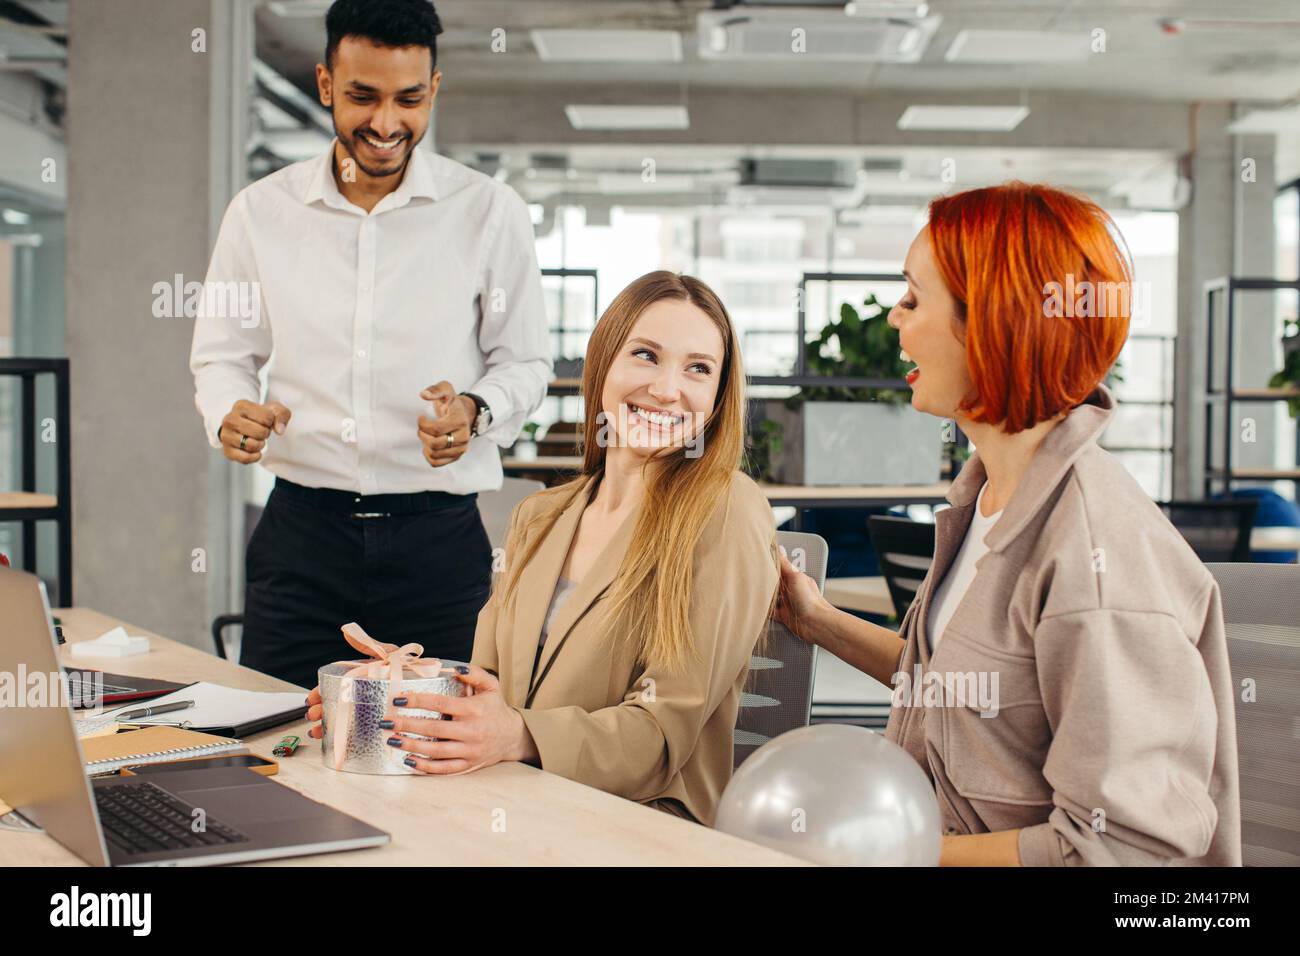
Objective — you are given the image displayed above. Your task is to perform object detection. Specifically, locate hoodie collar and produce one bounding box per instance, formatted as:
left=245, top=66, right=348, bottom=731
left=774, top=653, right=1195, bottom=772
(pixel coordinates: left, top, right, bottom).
left=949, top=383, right=1116, bottom=554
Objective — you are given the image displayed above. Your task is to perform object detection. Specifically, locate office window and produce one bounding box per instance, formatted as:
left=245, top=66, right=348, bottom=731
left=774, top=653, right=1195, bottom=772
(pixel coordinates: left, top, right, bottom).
left=1278, top=184, right=1299, bottom=282
left=1103, top=211, right=1179, bottom=500
left=0, top=210, right=66, bottom=578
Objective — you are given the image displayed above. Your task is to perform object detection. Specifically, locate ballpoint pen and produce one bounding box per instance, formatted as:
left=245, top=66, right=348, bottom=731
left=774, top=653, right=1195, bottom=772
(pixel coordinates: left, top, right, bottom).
left=113, top=699, right=196, bottom=722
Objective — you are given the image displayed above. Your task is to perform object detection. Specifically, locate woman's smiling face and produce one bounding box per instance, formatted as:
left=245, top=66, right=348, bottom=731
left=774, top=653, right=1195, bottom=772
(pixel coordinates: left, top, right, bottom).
left=599, top=298, right=724, bottom=458
left=890, top=226, right=976, bottom=421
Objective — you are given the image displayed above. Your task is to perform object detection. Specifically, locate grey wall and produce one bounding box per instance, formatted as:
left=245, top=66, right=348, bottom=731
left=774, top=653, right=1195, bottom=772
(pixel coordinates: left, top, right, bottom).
left=65, top=0, right=248, bottom=646
left=1174, top=105, right=1280, bottom=498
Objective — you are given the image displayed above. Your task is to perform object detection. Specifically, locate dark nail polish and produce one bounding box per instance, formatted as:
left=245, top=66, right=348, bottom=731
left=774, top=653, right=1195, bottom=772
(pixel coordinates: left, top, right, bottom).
left=378, top=719, right=394, bottom=729
left=403, top=756, right=417, bottom=768
left=392, top=697, right=408, bottom=706
left=455, top=665, right=469, bottom=675
left=386, top=736, right=404, bottom=748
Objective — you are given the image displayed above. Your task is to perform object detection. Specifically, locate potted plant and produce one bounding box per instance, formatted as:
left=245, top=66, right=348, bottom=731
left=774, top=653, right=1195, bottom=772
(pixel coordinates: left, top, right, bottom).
left=512, top=421, right=541, bottom=462
left=1269, top=317, right=1300, bottom=418
left=763, top=294, right=943, bottom=486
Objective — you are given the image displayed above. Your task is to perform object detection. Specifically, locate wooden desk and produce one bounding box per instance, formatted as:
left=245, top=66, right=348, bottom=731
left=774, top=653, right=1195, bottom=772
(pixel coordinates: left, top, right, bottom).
left=758, top=482, right=950, bottom=508
left=825, top=576, right=895, bottom=617
left=502, top=455, right=582, bottom=472
left=1252, top=526, right=1300, bottom=554
left=0, top=609, right=805, bottom=867
left=495, top=472, right=953, bottom=508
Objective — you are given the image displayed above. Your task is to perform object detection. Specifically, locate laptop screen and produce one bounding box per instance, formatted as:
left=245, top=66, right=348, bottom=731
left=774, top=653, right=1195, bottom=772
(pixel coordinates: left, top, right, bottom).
left=0, top=565, right=110, bottom=866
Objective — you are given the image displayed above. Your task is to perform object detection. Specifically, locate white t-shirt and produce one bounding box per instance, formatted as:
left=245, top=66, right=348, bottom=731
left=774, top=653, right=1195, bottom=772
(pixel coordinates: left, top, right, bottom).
left=927, top=483, right=1003, bottom=653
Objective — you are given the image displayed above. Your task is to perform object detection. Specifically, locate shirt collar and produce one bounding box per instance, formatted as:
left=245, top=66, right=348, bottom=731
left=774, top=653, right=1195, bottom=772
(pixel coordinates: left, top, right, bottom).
left=948, top=383, right=1116, bottom=553
left=302, top=139, right=440, bottom=213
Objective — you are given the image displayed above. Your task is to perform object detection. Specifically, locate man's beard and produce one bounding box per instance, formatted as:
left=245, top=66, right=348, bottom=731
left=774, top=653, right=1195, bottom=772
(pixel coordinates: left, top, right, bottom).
left=331, top=110, right=418, bottom=179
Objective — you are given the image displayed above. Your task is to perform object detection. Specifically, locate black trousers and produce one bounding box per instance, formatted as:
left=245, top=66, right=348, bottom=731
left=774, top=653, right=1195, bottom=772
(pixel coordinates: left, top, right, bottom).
left=240, top=478, right=492, bottom=690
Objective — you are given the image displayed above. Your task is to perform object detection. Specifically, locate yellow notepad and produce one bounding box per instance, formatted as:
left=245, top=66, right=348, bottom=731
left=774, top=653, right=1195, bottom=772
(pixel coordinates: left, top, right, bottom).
left=80, top=726, right=246, bottom=775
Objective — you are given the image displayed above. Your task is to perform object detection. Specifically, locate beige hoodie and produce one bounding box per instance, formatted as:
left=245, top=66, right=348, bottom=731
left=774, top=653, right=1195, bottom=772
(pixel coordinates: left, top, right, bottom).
left=885, top=385, right=1242, bottom=866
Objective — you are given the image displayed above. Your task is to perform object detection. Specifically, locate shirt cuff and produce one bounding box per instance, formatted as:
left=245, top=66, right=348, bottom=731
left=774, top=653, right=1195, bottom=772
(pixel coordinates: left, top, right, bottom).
left=202, top=402, right=232, bottom=449
left=1018, top=821, right=1069, bottom=867
left=467, top=381, right=511, bottom=442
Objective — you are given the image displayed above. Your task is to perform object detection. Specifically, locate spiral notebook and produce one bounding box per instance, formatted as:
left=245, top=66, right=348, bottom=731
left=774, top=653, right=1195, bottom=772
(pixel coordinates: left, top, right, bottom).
left=80, top=726, right=247, bottom=775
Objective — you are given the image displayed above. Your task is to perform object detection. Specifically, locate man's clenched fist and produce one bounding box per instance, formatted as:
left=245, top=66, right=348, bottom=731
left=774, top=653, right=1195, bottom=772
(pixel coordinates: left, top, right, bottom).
left=418, top=381, right=476, bottom=469
left=219, top=400, right=292, bottom=463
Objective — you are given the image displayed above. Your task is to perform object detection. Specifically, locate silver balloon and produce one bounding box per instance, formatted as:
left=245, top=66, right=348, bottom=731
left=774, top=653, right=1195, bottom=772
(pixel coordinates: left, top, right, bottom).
left=716, top=724, right=941, bottom=866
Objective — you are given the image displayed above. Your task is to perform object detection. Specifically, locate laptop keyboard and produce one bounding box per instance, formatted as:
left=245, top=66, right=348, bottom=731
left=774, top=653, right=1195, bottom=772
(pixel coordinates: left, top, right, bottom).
left=95, top=781, right=249, bottom=856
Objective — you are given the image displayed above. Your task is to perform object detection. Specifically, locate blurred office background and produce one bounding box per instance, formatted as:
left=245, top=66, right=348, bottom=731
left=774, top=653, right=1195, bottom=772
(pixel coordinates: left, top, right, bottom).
left=2, top=2, right=1299, bottom=714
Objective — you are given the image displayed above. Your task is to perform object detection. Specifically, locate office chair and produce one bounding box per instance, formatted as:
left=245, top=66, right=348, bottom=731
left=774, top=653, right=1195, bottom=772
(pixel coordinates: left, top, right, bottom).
left=867, top=515, right=937, bottom=619
left=733, top=530, right=828, bottom=769
left=210, top=501, right=266, bottom=659
left=1206, top=562, right=1300, bottom=867
left=477, top=476, right=545, bottom=551
left=1159, top=499, right=1258, bottom=563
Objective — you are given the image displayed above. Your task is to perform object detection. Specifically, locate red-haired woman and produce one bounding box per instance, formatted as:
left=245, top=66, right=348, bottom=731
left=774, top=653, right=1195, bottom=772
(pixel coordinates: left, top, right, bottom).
left=778, top=182, right=1241, bottom=866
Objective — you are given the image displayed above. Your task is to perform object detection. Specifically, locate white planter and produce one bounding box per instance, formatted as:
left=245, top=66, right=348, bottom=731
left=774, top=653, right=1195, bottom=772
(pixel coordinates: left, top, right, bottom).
left=765, top=400, right=942, bottom=486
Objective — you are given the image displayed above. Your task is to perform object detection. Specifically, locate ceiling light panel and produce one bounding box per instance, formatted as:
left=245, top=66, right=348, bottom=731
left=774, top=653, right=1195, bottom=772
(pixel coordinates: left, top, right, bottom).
left=897, top=105, right=1029, bottom=131
left=944, top=29, right=1094, bottom=64
left=565, top=105, right=690, bottom=131
left=532, top=30, right=683, bottom=63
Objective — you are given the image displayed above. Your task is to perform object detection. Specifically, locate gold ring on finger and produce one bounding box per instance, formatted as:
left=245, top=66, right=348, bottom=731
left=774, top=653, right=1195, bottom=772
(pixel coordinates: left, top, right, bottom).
left=239, top=434, right=248, bottom=451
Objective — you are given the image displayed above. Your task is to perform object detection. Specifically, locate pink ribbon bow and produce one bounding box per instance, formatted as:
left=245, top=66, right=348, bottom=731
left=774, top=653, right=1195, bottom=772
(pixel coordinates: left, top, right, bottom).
left=330, top=622, right=449, bottom=772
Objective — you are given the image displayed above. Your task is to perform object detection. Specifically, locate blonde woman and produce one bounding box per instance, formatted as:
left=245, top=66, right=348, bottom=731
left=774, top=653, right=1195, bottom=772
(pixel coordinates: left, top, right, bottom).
left=307, top=271, right=779, bottom=824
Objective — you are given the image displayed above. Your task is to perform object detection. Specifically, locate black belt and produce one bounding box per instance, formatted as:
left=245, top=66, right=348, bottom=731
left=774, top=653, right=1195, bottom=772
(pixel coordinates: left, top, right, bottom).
left=272, top=477, right=475, bottom=517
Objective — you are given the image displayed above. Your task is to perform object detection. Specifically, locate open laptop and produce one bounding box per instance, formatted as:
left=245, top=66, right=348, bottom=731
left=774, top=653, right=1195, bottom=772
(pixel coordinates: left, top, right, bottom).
left=0, top=565, right=390, bottom=866
left=64, top=669, right=188, bottom=708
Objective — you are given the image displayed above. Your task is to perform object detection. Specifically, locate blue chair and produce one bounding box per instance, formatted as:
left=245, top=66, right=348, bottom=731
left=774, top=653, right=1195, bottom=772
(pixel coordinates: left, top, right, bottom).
left=1213, top=489, right=1300, bottom=563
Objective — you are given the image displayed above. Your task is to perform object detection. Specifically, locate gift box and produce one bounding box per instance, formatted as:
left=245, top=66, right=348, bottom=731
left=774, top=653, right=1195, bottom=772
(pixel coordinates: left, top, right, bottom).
left=319, top=622, right=469, bottom=775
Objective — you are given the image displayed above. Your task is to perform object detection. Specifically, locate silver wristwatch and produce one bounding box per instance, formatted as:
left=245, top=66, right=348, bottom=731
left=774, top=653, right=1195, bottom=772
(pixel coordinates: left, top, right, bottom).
left=462, top=392, right=492, bottom=437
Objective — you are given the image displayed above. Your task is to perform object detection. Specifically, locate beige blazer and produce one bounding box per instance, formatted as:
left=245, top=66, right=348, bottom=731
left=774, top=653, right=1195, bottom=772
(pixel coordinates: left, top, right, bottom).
left=886, top=385, right=1241, bottom=866
left=472, top=470, right=779, bottom=825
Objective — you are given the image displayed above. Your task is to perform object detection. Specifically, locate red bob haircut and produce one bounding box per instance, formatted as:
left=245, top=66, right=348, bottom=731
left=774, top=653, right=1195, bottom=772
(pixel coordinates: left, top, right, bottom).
left=926, top=182, right=1133, bottom=434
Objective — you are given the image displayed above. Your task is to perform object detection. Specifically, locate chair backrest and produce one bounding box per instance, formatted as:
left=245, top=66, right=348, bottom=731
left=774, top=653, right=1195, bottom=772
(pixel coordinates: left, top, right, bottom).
left=477, top=477, right=545, bottom=551
left=1205, top=562, right=1300, bottom=867
left=1159, top=499, right=1259, bottom=563
left=867, top=515, right=936, bottom=619
left=243, top=502, right=265, bottom=552
left=733, top=530, right=828, bottom=769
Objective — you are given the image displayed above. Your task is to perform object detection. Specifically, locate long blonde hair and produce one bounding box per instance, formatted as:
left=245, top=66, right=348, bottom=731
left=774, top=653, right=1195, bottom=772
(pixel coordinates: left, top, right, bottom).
left=499, top=270, right=750, bottom=671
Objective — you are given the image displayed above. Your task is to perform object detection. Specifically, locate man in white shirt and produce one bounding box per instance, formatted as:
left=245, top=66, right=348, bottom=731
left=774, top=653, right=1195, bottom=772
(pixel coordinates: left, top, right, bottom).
left=189, top=0, right=551, bottom=688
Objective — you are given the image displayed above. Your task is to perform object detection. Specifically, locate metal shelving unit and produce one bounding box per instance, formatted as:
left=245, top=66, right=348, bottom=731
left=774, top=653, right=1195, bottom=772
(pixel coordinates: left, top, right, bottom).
left=0, top=358, right=72, bottom=605
left=1202, top=276, right=1300, bottom=498
left=541, top=267, right=598, bottom=368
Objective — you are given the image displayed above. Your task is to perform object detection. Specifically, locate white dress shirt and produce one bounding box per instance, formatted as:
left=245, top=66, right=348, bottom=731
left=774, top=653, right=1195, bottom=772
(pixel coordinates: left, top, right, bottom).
left=927, top=483, right=1003, bottom=652
left=189, top=142, right=552, bottom=496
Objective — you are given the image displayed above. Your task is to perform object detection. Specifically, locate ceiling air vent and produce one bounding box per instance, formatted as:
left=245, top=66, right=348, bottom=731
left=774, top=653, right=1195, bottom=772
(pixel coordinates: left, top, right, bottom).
left=698, top=7, right=940, bottom=62
left=731, top=158, right=867, bottom=208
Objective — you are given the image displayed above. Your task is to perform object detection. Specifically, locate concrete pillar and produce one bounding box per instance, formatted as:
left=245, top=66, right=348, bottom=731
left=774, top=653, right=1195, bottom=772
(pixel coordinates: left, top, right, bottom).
left=1174, top=104, right=1278, bottom=498
left=65, top=0, right=251, bottom=646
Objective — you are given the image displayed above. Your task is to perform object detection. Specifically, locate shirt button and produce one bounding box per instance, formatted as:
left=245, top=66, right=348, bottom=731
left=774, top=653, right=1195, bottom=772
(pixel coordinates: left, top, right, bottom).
left=357, top=349, right=366, bottom=358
